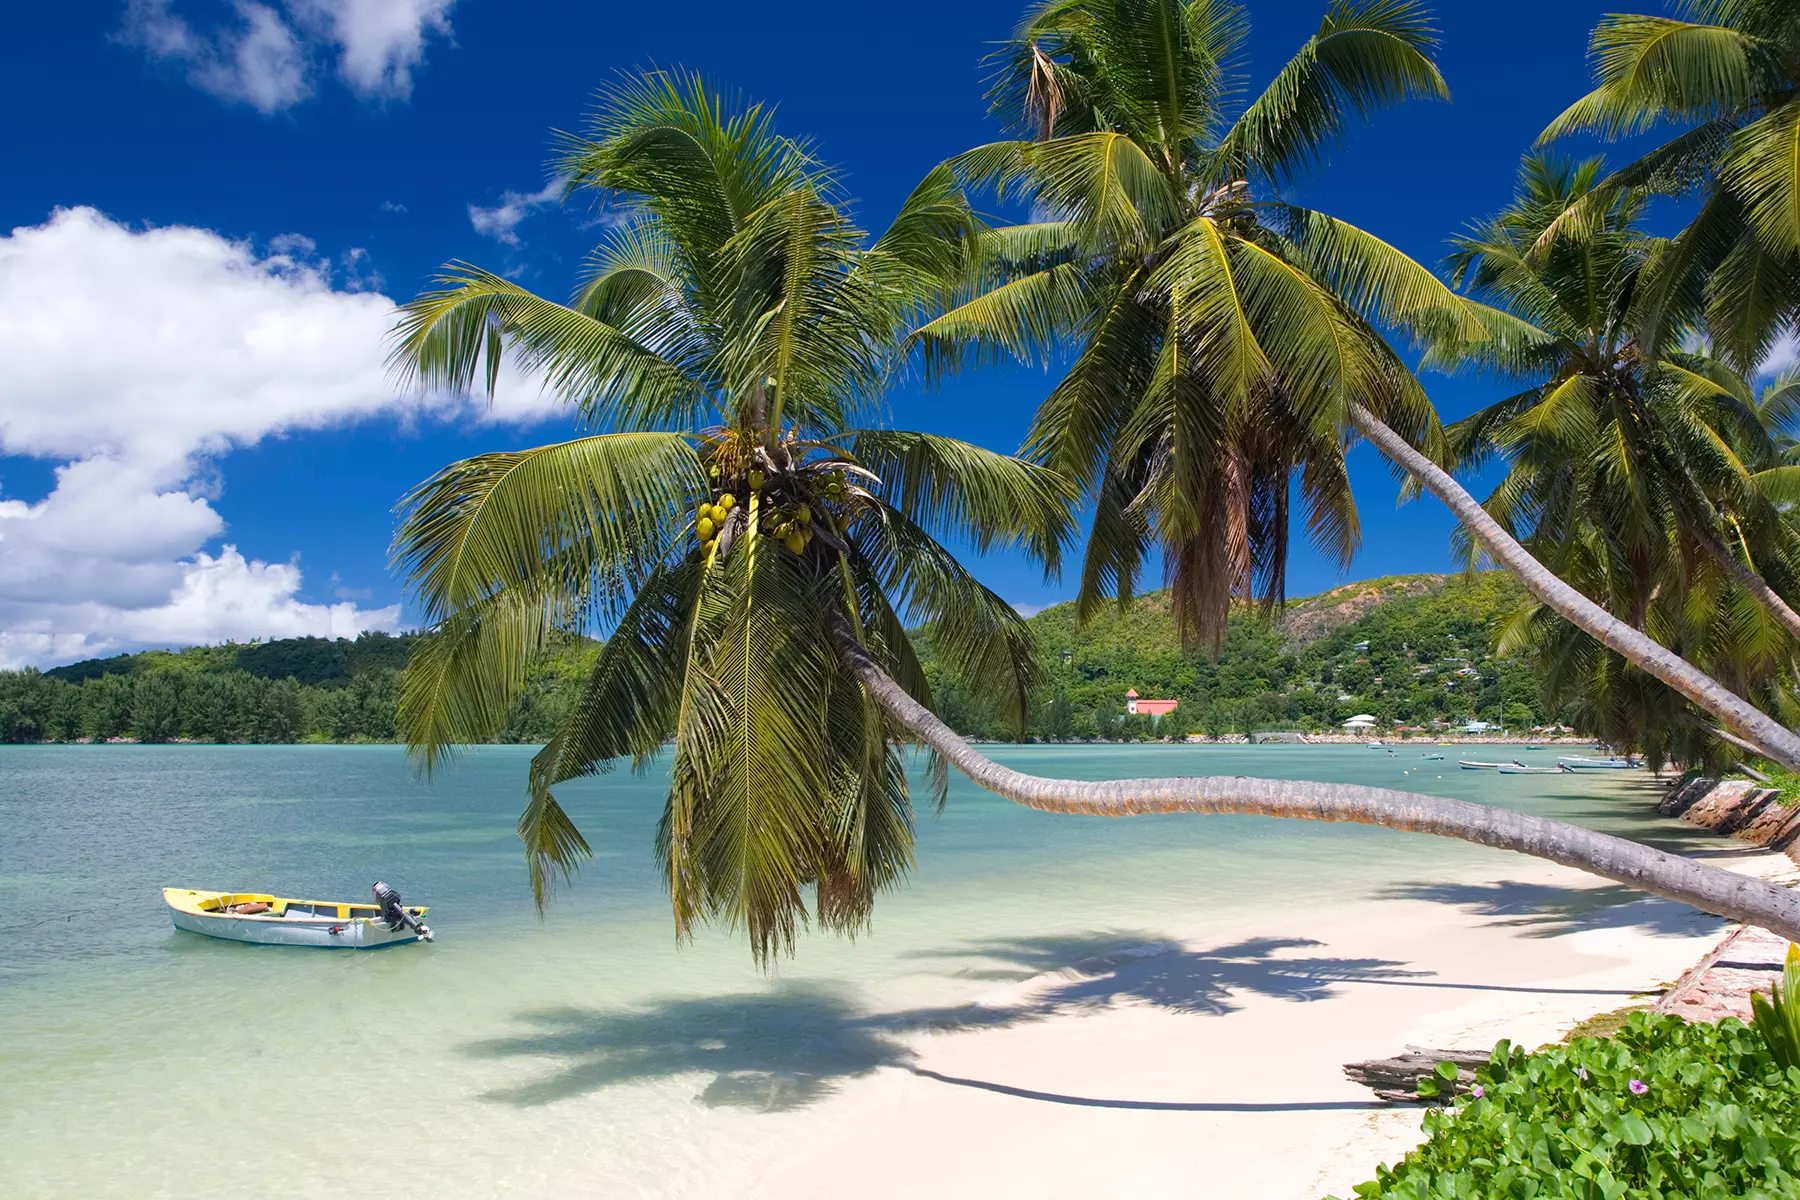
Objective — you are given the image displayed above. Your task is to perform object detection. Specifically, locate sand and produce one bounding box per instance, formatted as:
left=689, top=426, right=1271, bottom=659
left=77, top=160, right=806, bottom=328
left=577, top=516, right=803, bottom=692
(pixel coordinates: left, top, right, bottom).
left=732, top=846, right=1798, bottom=1200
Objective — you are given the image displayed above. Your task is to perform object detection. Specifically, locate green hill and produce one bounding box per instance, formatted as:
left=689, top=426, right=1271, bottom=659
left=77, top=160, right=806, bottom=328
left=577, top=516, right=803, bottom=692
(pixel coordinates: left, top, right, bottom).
left=922, top=571, right=1543, bottom=740
left=2, top=631, right=598, bottom=745
left=0, top=572, right=1539, bottom=744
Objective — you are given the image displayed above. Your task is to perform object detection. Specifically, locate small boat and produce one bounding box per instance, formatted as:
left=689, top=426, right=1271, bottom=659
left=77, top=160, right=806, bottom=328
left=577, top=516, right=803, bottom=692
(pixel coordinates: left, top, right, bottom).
left=1524, top=745, right=1545, bottom=751
left=163, top=882, right=433, bottom=948
left=1368, top=741, right=1386, bottom=749
left=1420, top=753, right=1445, bottom=760
left=1498, top=762, right=1569, bottom=774
left=1459, top=760, right=1509, bottom=770
left=1557, top=756, right=1638, bottom=769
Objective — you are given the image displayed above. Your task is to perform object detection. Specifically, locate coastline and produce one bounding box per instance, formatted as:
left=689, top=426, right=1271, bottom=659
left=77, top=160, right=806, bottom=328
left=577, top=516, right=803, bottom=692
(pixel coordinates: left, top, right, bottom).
left=730, top=846, right=1796, bottom=1200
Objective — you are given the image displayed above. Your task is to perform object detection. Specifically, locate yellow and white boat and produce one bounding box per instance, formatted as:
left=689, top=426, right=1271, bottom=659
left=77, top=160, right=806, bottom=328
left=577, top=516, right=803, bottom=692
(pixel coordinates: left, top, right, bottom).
left=163, top=882, right=433, bottom=948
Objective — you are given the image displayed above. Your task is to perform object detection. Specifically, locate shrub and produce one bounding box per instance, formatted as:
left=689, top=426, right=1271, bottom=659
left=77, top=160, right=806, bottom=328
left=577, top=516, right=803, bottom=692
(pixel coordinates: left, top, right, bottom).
left=1337, top=1012, right=1800, bottom=1199
left=1752, top=946, right=1800, bottom=1073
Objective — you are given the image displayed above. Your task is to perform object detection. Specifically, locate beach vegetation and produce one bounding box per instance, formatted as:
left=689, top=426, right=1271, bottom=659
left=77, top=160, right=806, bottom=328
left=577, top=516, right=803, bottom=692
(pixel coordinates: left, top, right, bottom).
left=1751, top=944, right=1800, bottom=1073
left=1339, top=1014, right=1800, bottom=1199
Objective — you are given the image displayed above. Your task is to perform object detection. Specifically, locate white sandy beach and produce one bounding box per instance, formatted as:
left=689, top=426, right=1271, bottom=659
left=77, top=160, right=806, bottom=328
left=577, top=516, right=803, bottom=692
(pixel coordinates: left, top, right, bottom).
left=736, top=846, right=1798, bottom=1200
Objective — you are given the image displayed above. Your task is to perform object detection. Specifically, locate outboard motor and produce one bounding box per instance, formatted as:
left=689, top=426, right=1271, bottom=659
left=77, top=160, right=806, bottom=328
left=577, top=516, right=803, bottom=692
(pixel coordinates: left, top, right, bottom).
left=372, top=881, right=433, bottom=942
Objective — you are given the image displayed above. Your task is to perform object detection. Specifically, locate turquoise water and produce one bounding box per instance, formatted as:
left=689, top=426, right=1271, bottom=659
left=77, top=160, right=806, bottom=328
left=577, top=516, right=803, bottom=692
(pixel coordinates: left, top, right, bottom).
left=0, top=745, right=1695, bottom=1197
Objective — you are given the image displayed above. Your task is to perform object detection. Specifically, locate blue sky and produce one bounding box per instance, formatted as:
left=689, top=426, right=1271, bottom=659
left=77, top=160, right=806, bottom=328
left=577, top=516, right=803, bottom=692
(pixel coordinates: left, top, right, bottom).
left=0, top=0, right=1660, bottom=665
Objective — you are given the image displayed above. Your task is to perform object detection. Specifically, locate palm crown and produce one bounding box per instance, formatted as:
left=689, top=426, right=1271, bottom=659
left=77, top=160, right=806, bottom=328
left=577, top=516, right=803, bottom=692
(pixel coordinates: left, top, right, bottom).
left=1538, top=0, right=1800, bottom=368
left=1441, top=156, right=1800, bottom=763
left=389, top=72, right=1071, bottom=962
left=913, top=0, right=1515, bottom=648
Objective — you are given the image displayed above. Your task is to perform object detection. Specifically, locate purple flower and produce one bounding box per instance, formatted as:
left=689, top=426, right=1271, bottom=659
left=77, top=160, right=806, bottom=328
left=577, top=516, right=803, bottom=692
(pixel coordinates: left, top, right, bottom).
left=1471, top=1085, right=1485, bottom=1098
left=1629, top=1079, right=1649, bottom=1095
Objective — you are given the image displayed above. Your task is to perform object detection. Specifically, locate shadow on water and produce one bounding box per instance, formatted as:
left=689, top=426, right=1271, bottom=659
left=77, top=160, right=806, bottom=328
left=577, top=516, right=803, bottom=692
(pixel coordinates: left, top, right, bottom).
left=464, top=935, right=1422, bottom=1111
left=1377, top=878, right=1720, bottom=938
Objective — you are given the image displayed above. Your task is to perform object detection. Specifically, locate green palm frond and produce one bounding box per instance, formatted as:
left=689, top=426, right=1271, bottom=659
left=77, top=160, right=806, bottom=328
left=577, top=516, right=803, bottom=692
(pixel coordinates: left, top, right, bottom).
left=394, top=433, right=701, bottom=622
left=1220, top=0, right=1446, bottom=181
left=1539, top=14, right=1773, bottom=142
left=847, top=429, right=1075, bottom=571
left=392, top=265, right=714, bottom=428
left=851, top=499, right=1043, bottom=729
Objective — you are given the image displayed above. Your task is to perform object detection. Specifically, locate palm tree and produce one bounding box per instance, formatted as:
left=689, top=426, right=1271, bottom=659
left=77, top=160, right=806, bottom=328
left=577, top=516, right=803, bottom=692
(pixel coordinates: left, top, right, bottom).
left=1536, top=0, right=1800, bottom=370
left=913, top=0, right=1800, bottom=773
left=1438, top=156, right=1800, bottom=765
left=389, top=71, right=1073, bottom=963
left=393, top=67, right=1800, bottom=956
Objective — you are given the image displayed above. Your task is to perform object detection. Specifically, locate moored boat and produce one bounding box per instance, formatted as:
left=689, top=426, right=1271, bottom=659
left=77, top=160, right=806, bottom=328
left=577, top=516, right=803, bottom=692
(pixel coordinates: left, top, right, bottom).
left=163, top=882, right=433, bottom=948
left=1420, top=753, right=1445, bottom=760
left=1498, top=762, right=1570, bottom=774
left=1459, top=760, right=1508, bottom=770
left=1557, top=756, right=1638, bottom=769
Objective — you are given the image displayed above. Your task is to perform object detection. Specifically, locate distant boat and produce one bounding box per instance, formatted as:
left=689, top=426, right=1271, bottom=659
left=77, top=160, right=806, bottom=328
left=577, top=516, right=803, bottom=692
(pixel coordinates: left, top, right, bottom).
left=1499, top=762, right=1569, bottom=774
left=1524, top=745, right=1545, bottom=751
left=1420, top=753, right=1445, bottom=760
left=163, top=883, right=433, bottom=948
left=1367, top=741, right=1386, bottom=748
left=1459, top=760, right=1509, bottom=770
left=1558, top=756, right=1638, bottom=769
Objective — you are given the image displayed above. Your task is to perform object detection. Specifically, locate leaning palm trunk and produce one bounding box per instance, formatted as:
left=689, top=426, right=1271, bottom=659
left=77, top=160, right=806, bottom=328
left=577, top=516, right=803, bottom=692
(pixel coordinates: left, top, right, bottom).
left=831, top=625, right=1800, bottom=941
left=1349, top=404, right=1800, bottom=774
left=1690, top=523, right=1800, bottom=647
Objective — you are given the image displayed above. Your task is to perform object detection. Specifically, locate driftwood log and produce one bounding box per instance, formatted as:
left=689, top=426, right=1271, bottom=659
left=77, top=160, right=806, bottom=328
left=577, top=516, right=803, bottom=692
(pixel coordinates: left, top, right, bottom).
left=1343, top=1046, right=1492, bottom=1104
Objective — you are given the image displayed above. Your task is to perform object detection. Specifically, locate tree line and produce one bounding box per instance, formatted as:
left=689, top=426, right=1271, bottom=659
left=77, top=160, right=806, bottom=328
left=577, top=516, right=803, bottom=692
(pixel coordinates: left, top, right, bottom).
left=0, top=632, right=595, bottom=745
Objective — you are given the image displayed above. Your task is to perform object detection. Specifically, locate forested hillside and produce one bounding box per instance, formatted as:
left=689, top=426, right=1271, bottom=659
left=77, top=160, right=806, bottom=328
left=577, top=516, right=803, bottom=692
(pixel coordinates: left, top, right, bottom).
left=0, top=632, right=598, bottom=744
left=922, top=571, right=1545, bottom=740
left=0, top=573, right=1541, bottom=744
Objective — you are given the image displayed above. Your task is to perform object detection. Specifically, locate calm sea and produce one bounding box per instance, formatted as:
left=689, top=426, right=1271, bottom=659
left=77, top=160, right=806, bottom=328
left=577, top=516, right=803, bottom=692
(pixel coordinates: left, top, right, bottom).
left=0, top=744, right=1694, bottom=1197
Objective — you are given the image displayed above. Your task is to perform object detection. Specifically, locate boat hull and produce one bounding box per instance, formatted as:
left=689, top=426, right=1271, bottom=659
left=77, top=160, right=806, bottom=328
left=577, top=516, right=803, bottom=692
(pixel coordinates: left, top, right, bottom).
left=163, top=889, right=427, bottom=949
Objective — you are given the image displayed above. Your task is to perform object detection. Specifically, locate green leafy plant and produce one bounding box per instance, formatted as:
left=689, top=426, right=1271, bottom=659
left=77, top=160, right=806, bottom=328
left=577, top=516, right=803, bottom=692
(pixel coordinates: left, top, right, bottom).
left=1751, top=944, right=1800, bottom=1072
left=1336, top=1012, right=1800, bottom=1199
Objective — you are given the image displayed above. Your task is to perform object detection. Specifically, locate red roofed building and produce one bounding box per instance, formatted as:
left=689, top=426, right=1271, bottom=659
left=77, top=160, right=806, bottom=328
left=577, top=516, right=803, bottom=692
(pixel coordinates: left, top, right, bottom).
left=1124, top=689, right=1178, bottom=718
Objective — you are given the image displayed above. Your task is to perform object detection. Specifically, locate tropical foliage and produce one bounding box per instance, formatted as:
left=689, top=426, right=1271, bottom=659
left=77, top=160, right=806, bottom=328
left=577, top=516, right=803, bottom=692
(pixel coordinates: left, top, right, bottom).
left=387, top=72, right=1070, bottom=960
left=912, top=0, right=1519, bottom=646
left=1439, top=155, right=1800, bottom=770
left=1537, top=0, right=1800, bottom=370
left=1337, top=1013, right=1800, bottom=1199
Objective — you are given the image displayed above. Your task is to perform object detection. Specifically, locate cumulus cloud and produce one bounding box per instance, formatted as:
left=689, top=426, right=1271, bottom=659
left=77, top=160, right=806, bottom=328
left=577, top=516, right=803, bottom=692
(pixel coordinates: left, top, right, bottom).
left=118, top=0, right=454, bottom=113
left=0, top=207, right=559, bottom=669
left=469, top=177, right=566, bottom=246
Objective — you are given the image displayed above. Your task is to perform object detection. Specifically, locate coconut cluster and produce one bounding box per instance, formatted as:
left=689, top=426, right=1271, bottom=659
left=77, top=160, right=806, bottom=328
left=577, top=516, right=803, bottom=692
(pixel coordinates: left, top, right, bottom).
left=693, top=467, right=846, bottom=559
left=693, top=492, right=737, bottom=553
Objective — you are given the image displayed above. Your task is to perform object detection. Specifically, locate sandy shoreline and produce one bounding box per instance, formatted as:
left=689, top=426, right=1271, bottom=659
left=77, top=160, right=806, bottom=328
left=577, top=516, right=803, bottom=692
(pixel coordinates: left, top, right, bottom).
left=729, top=845, right=1796, bottom=1200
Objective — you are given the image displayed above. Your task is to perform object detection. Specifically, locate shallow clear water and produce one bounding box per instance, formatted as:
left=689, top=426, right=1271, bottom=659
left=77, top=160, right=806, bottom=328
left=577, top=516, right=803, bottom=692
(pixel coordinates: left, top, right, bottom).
left=0, top=744, right=1696, bottom=1197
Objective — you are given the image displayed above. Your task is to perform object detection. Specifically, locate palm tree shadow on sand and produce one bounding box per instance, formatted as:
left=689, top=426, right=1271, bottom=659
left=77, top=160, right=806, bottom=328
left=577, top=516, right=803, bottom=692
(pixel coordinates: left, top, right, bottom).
left=462, top=935, right=1424, bottom=1111
left=1376, top=878, right=1724, bottom=939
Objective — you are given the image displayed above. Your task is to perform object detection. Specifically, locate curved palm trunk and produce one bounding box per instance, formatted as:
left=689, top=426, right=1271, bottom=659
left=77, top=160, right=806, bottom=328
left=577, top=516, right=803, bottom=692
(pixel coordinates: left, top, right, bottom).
left=1348, top=404, right=1800, bottom=773
left=829, top=627, right=1800, bottom=941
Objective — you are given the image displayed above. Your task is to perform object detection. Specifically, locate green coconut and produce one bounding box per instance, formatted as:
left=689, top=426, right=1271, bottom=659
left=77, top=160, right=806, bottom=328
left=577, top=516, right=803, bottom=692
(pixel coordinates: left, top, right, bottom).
left=748, top=470, right=765, bottom=491
left=697, top=517, right=716, bottom=539
left=783, top=532, right=805, bottom=554
left=717, top=493, right=736, bottom=510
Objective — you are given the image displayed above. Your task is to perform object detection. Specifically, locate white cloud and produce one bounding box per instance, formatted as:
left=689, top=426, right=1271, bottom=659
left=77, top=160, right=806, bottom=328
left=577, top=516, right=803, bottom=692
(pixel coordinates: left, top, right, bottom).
left=118, top=0, right=454, bottom=113
left=1758, top=329, right=1800, bottom=380
left=469, top=177, right=565, bottom=246
left=1011, top=601, right=1052, bottom=618
left=0, top=206, right=560, bottom=669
